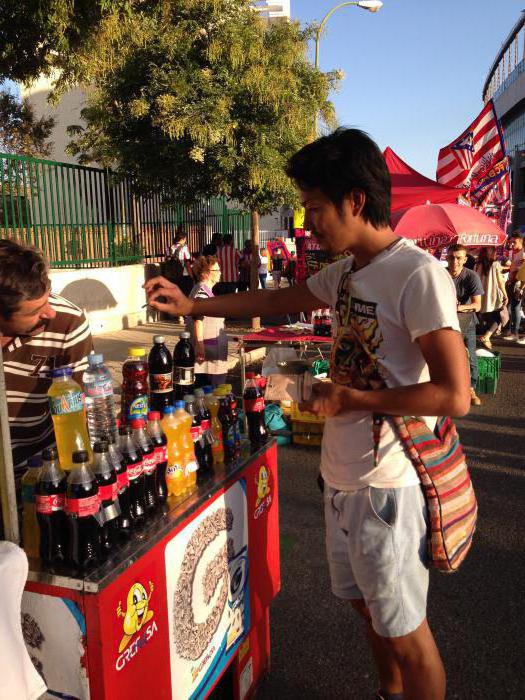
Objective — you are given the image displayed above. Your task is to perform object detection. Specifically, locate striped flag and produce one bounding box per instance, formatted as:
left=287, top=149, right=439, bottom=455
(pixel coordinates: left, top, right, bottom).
left=436, top=100, right=510, bottom=227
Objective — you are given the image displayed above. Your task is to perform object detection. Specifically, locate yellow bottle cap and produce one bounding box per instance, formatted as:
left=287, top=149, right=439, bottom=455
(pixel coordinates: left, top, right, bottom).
left=214, top=387, right=228, bottom=397
left=128, top=347, right=146, bottom=357
left=224, top=384, right=233, bottom=393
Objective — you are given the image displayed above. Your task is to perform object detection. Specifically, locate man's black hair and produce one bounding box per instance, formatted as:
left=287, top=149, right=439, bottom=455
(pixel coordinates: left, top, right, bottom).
left=223, top=234, right=234, bottom=245
left=285, top=127, right=391, bottom=228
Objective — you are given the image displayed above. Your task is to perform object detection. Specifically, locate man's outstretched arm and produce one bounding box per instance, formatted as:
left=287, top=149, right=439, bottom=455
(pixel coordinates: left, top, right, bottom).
left=144, top=276, right=324, bottom=318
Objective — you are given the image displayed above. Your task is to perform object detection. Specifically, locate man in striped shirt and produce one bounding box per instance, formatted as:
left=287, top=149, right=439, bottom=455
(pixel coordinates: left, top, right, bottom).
left=0, top=240, right=93, bottom=480
left=216, top=234, right=241, bottom=295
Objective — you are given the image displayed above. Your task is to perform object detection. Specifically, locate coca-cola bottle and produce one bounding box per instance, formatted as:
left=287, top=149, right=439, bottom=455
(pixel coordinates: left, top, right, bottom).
left=92, top=441, right=120, bottom=555
left=119, top=425, right=146, bottom=527
left=35, top=447, right=67, bottom=567
left=148, top=336, right=173, bottom=412
left=131, top=419, right=157, bottom=514
left=105, top=432, right=132, bottom=537
left=194, top=388, right=214, bottom=474
left=184, top=395, right=207, bottom=476
left=173, top=332, right=195, bottom=400
left=243, top=372, right=269, bottom=448
left=147, top=411, right=168, bottom=505
left=65, top=450, right=101, bottom=573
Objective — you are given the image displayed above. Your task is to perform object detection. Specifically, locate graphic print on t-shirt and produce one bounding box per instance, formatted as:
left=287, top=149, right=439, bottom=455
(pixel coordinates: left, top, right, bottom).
left=332, top=271, right=385, bottom=390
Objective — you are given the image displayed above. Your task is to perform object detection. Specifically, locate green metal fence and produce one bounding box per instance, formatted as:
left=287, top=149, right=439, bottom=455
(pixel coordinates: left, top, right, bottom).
left=0, top=152, right=251, bottom=268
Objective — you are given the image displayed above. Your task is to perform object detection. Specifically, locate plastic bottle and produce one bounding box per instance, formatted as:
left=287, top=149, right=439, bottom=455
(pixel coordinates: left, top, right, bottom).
left=312, top=309, right=322, bottom=337
left=47, top=368, right=91, bottom=470
left=161, top=407, right=186, bottom=497
left=184, top=395, right=207, bottom=479
left=221, top=384, right=241, bottom=457
left=216, top=387, right=238, bottom=464
left=148, top=336, right=174, bottom=413
left=121, top=348, right=149, bottom=425
left=83, top=353, right=118, bottom=444
left=21, top=455, right=42, bottom=558
left=173, top=332, right=195, bottom=400
left=194, top=388, right=214, bottom=473
left=131, top=419, right=157, bottom=514
left=65, top=450, right=101, bottom=573
left=118, top=425, right=146, bottom=527
left=35, top=447, right=67, bottom=566
left=147, top=411, right=168, bottom=505
left=105, top=432, right=132, bottom=537
left=173, top=401, right=198, bottom=492
left=204, top=387, right=224, bottom=464
left=321, top=309, right=332, bottom=337
left=243, top=372, right=269, bottom=448
left=92, top=440, right=120, bottom=555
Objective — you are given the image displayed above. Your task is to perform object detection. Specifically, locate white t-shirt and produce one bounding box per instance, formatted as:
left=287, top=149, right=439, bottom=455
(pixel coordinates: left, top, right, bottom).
left=306, top=238, right=460, bottom=491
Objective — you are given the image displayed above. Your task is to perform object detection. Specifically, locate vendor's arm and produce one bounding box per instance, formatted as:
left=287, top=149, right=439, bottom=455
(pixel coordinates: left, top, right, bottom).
left=144, top=275, right=323, bottom=318
left=193, top=319, right=205, bottom=363
left=306, top=327, right=470, bottom=418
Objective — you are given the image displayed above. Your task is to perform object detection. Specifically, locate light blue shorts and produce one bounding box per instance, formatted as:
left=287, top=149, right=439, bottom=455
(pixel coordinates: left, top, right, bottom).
left=324, top=484, right=429, bottom=638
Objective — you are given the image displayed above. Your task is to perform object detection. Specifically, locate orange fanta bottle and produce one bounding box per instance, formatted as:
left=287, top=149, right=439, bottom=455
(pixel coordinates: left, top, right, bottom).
left=161, top=407, right=185, bottom=497
left=174, top=400, right=198, bottom=492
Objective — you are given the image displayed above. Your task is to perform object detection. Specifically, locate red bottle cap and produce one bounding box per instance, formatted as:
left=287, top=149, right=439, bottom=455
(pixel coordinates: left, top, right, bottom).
left=130, top=419, right=145, bottom=429
left=148, top=411, right=161, bottom=420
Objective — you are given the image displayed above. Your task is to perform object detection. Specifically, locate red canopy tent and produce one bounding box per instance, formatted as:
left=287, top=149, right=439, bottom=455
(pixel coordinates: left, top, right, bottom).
left=384, top=147, right=466, bottom=224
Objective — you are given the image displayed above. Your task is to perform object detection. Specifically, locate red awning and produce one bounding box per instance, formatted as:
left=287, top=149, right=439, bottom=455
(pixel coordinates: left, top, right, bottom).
left=384, top=147, right=466, bottom=217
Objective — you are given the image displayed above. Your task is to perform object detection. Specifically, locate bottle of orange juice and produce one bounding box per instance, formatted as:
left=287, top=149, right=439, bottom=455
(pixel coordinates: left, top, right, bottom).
left=47, top=368, right=91, bottom=470
left=205, top=387, right=225, bottom=464
left=161, top=407, right=185, bottom=497
left=174, top=400, right=198, bottom=492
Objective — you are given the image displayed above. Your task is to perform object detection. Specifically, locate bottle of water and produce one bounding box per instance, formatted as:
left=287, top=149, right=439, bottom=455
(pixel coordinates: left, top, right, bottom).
left=83, top=353, right=118, bottom=445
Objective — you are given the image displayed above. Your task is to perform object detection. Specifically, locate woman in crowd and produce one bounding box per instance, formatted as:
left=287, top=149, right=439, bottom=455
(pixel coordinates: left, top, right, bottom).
left=186, top=256, right=228, bottom=387
left=258, top=247, right=269, bottom=288
left=474, top=246, right=508, bottom=349
left=271, top=247, right=285, bottom=289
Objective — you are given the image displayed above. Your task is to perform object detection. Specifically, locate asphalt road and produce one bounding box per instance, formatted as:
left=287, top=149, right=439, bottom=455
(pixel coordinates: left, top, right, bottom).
left=257, top=341, right=525, bottom=700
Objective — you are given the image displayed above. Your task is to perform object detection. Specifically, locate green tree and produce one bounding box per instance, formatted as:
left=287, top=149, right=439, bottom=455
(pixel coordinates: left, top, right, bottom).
left=66, top=0, right=338, bottom=326
left=0, top=91, right=54, bottom=157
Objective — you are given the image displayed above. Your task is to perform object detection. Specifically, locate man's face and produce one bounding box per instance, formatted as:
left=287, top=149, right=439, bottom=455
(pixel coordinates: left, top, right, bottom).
left=0, top=292, right=56, bottom=337
left=509, top=236, right=523, bottom=251
left=300, top=187, right=361, bottom=255
left=447, top=250, right=467, bottom=277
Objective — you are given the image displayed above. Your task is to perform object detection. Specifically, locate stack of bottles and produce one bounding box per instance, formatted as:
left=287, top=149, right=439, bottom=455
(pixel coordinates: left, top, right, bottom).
left=312, top=309, right=332, bottom=337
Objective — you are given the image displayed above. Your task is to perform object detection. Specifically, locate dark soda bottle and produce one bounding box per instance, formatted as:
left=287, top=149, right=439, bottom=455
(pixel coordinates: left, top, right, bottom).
left=35, top=447, right=67, bottom=566
left=223, top=384, right=241, bottom=457
left=147, top=411, right=168, bottom=505
left=131, top=419, right=157, bottom=514
left=65, top=450, right=101, bottom=573
left=121, top=348, right=149, bottom=425
left=184, top=395, right=207, bottom=475
left=92, top=441, right=120, bottom=555
left=321, top=309, right=332, bottom=337
left=148, top=336, right=173, bottom=412
left=105, top=432, right=132, bottom=537
left=216, top=387, right=237, bottom=464
left=243, top=372, right=269, bottom=448
left=173, top=332, right=195, bottom=400
left=119, top=425, right=146, bottom=527
left=194, top=388, right=214, bottom=474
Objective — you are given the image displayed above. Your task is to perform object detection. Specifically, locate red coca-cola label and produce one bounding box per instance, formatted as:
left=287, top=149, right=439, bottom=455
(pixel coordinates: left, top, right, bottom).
left=65, top=494, right=100, bottom=517
left=244, top=397, right=265, bottom=413
left=142, top=452, right=157, bottom=475
left=98, top=482, right=118, bottom=503
left=127, top=461, right=143, bottom=480
left=117, top=470, right=129, bottom=490
left=201, top=419, right=211, bottom=431
left=190, top=426, right=201, bottom=442
left=35, top=493, right=65, bottom=515
left=154, top=445, right=167, bottom=463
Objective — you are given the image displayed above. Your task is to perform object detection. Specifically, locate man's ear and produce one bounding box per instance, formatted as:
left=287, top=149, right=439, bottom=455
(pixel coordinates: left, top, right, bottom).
left=345, top=190, right=366, bottom=218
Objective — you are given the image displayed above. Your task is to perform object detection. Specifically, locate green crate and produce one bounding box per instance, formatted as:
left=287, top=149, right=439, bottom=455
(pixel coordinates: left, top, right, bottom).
left=477, top=351, right=501, bottom=394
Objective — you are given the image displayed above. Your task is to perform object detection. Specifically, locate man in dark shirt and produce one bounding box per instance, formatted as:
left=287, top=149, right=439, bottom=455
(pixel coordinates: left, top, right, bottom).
left=447, top=244, right=484, bottom=405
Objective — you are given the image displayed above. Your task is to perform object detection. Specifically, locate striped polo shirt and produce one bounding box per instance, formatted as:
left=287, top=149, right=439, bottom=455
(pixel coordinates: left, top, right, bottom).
left=217, top=245, right=241, bottom=283
left=2, top=293, right=93, bottom=475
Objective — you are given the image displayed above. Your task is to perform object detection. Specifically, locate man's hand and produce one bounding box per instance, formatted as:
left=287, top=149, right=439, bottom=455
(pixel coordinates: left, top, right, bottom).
left=143, top=276, right=193, bottom=316
left=300, top=381, right=354, bottom=418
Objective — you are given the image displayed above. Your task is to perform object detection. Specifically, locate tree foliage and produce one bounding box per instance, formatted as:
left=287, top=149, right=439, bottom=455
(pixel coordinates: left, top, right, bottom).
left=65, top=0, right=339, bottom=212
left=0, top=91, right=55, bottom=158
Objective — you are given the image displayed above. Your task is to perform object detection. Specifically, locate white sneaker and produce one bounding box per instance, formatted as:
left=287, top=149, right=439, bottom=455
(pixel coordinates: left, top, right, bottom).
left=516, top=337, right=525, bottom=345
left=503, top=334, right=517, bottom=341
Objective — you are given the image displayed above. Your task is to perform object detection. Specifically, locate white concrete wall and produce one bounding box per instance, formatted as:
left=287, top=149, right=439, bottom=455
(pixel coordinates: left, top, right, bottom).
left=49, top=264, right=148, bottom=335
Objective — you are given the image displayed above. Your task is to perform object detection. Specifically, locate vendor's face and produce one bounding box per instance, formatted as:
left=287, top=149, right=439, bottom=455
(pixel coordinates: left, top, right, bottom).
left=300, top=187, right=361, bottom=255
left=0, top=292, right=56, bottom=338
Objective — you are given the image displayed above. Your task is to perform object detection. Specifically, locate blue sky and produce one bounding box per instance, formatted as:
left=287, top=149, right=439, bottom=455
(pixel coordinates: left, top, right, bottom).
left=292, top=1, right=523, bottom=178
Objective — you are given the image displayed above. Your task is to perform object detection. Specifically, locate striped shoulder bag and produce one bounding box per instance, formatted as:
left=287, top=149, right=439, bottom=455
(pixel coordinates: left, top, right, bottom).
left=390, top=414, right=478, bottom=573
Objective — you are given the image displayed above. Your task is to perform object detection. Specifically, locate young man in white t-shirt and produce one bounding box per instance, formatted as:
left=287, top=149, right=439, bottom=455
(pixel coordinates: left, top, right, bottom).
left=145, top=129, right=471, bottom=700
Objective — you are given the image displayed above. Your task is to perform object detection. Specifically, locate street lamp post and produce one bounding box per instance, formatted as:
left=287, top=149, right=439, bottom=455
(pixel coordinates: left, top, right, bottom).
left=313, top=0, right=383, bottom=135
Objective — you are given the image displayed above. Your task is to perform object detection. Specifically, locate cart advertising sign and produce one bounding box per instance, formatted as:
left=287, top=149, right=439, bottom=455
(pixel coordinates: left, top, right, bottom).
left=165, top=479, right=250, bottom=700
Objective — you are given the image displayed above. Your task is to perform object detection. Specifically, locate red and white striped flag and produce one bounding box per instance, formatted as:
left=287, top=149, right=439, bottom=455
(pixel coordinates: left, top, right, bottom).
left=436, top=100, right=510, bottom=225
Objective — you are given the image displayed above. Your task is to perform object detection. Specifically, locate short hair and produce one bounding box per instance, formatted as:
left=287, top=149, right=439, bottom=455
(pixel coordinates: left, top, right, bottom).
left=0, top=239, right=50, bottom=319
left=510, top=230, right=523, bottom=239
left=447, top=244, right=468, bottom=255
left=223, top=234, right=234, bottom=245
left=285, top=128, right=391, bottom=228
left=192, top=255, right=218, bottom=282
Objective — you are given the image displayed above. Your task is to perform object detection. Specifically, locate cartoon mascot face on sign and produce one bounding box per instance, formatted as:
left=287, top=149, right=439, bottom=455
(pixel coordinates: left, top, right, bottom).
left=116, top=581, right=154, bottom=653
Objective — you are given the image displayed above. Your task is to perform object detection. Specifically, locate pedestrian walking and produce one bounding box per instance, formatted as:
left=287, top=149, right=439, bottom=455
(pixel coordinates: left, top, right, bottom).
left=216, top=234, right=240, bottom=295
left=165, top=233, right=193, bottom=296
left=270, top=247, right=284, bottom=288
left=285, top=252, right=297, bottom=286
left=446, top=244, right=484, bottom=405
left=258, top=248, right=269, bottom=289
left=503, top=231, right=525, bottom=343
left=146, top=127, right=471, bottom=700
left=238, top=240, right=257, bottom=293
left=474, top=246, right=508, bottom=349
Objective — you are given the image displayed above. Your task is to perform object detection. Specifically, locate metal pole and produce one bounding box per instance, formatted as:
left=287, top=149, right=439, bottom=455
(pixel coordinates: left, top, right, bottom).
left=0, top=347, right=20, bottom=544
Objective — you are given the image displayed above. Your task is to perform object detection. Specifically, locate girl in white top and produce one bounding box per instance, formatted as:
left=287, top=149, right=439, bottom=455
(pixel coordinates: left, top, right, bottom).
left=474, top=246, right=508, bottom=348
